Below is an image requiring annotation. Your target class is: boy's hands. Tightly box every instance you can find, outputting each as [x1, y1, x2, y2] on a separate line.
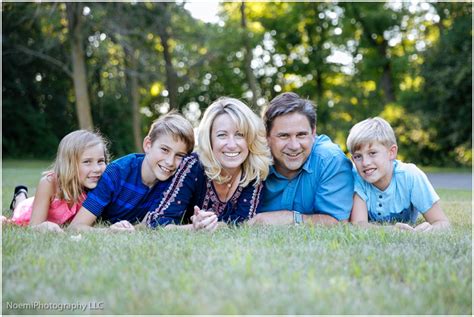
[395, 221, 450, 232]
[413, 222, 434, 232]
[395, 222, 413, 231]
[109, 220, 135, 232]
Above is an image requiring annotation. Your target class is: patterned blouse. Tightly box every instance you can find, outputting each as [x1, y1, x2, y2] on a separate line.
[145, 153, 264, 228]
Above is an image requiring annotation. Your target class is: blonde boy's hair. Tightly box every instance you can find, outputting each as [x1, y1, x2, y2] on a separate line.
[48, 130, 109, 203]
[347, 117, 397, 153]
[147, 111, 195, 154]
[197, 97, 272, 187]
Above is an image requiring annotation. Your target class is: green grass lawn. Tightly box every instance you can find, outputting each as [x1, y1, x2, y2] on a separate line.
[2, 160, 472, 314]
[419, 165, 472, 173]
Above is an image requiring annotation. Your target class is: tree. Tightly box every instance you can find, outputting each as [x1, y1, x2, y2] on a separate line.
[342, 3, 402, 104]
[2, 2, 471, 167]
[100, 2, 147, 152]
[66, 2, 94, 129]
[155, 3, 179, 111]
[240, 1, 261, 110]
[2, 3, 77, 158]
[411, 3, 472, 165]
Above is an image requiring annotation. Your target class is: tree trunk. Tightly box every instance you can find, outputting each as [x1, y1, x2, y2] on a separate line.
[377, 43, 395, 103]
[130, 56, 143, 152]
[241, 1, 260, 111]
[350, 4, 396, 104]
[305, 4, 324, 105]
[380, 61, 395, 103]
[157, 3, 178, 111]
[127, 48, 143, 152]
[66, 2, 93, 130]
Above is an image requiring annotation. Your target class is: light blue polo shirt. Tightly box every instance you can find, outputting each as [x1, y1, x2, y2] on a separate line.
[353, 160, 440, 223]
[259, 134, 354, 221]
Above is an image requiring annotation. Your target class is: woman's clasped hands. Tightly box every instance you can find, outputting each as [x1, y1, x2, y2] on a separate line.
[191, 206, 218, 232]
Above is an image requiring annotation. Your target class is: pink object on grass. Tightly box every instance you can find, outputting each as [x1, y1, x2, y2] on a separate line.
[11, 194, 86, 226]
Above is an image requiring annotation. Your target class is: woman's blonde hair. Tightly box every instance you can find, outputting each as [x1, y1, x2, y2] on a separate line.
[197, 97, 272, 187]
[46, 130, 109, 203]
[346, 117, 397, 153]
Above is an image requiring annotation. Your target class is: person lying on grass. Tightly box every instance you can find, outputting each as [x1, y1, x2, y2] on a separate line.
[68, 112, 195, 232]
[248, 92, 354, 226]
[140, 97, 272, 232]
[346, 117, 450, 232]
[2, 130, 108, 232]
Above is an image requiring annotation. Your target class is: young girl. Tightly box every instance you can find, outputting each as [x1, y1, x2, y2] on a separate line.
[3, 130, 109, 232]
[69, 112, 195, 232]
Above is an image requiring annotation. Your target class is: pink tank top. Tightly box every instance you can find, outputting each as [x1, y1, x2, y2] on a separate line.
[11, 193, 86, 226]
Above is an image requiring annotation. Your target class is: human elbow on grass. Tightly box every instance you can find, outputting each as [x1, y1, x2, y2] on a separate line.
[346, 117, 450, 232]
[68, 207, 136, 233]
[4, 130, 108, 233]
[69, 113, 195, 233]
[145, 98, 272, 232]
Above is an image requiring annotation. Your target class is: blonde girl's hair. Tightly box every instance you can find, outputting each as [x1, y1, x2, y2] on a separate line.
[147, 111, 195, 154]
[197, 97, 273, 187]
[346, 117, 397, 154]
[45, 130, 109, 203]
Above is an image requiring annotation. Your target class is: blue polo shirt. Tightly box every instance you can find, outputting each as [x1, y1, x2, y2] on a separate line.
[259, 134, 354, 221]
[82, 153, 171, 224]
[353, 160, 440, 223]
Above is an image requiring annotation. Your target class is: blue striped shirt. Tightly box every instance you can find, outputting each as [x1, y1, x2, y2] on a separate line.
[82, 153, 171, 224]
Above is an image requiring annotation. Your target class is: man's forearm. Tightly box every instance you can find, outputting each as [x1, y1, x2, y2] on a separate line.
[249, 210, 342, 226]
[302, 213, 339, 225]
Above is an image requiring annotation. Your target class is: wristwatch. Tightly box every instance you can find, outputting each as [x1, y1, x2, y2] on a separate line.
[293, 211, 304, 224]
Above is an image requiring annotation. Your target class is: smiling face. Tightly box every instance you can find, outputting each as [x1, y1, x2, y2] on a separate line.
[267, 112, 315, 179]
[210, 113, 249, 175]
[142, 133, 188, 186]
[351, 142, 398, 190]
[78, 143, 107, 189]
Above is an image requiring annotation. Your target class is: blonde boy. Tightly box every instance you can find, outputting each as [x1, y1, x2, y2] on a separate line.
[346, 117, 450, 232]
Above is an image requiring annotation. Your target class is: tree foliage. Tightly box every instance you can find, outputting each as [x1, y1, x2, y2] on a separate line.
[411, 3, 472, 165]
[2, 2, 471, 166]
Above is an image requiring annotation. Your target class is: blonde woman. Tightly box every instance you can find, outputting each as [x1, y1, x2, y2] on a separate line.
[145, 97, 272, 231]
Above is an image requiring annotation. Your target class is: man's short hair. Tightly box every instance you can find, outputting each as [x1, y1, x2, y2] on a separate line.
[346, 117, 397, 153]
[264, 92, 317, 135]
